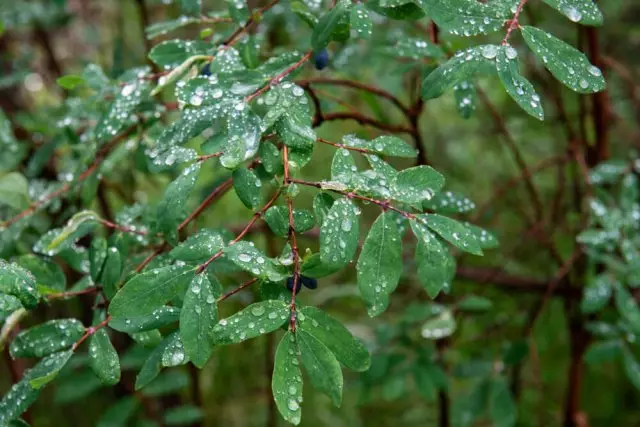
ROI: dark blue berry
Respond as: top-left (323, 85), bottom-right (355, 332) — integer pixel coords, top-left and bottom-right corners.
top-left (301, 275), bottom-right (317, 289)
top-left (314, 49), bottom-right (329, 70)
top-left (200, 62), bottom-right (212, 76)
top-left (286, 275), bottom-right (317, 292)
top-left (286, 276), bottom-right (302, 293)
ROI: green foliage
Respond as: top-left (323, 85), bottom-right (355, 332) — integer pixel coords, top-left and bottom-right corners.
top-left (1, 0), bottom-right (631, 425)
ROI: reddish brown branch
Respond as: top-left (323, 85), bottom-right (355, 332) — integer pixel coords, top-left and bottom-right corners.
top-left (217, 278), bottom-right (259, 302)
top-left (297, 78), bottom-right (411, 116)
top-left (320, 112), bottom-right (414, 134)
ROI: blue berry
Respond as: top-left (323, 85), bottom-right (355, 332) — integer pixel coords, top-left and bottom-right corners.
top-left (200, 62), bottom-right (212, 76)
top-left (286, 275), bottom-right (317, 292)
top-left (301, 275), bottom-right (317, 289)
top-left (286, 276), bottom-right (302, 293)
top-left (314, 49), bottom-right (329, 70)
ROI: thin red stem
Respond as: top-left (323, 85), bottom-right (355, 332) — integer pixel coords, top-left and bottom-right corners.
top-left (196, 189), bottom-right (282, 274)
top-left (245, 52), bottom-right (313, 103)
top-left (502, 0), bottom-right (528, 44)
top-left (72, 315), bottom-right (112, 351)
top-left (217, 278), bottom-right (259, 302)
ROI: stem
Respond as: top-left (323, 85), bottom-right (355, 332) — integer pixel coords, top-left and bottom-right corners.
top-left (245, 52), bottom-right (313, 103)
top-left (98, 219), bottom-right (148, 236)
top-left (46, 287), bottom-right (101, 300)
top-left (197, 189), bottom-right (282, 274)
top-left (316, 137), bottom-right (376, 154)
top-left (288, 178), bottom-right (418, 220)
top-left (72, 315), bottom-right (112, 351)
top-left (502, 0), bottom-right (528, 45)
top-left (217, 278), bottom-right (259, 302)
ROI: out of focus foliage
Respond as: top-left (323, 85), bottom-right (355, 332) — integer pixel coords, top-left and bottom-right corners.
top-left (1, 0), bottom-right (639, 426)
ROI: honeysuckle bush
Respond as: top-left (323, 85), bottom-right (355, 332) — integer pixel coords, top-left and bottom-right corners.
top-left (1, 0), bottom-right (637, 425)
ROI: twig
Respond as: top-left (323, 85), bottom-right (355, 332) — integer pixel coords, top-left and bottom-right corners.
top-left (217, 278), bottom-right (259, 302)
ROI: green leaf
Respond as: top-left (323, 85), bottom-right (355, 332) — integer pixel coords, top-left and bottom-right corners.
top-left (391, 166), bottom-right (445, 204)
top-left (413, 228), bottom-right (455, 299)
top-left (297, 329), bottom-right (343, 407)
top-left (381, 37), bottom-right (444, 60)
top-left (457, 295), bottom-right (493, 312)
top-left (584, 340), bottom-right (621, 364)
top-left (109, 265), bottom-right (196, 318)
top-left (180, 0), bottom-right (202, 15)
top-left (109, 306), bottom-right (181, 333)
top-left (223, 241), bottom-right (286, 281)
top-left (96, 397), bottom-right (138, 427)
top-left (464, 223), bottom-right (499, 249)
top-left (0, 366), bottom-right (40, 424)
top-left (423, 190), bottom-right (475, 214)
top-left (146, 16), bottom-right (201, 39)
top-left (581, 274), bottom-right (613, 314)
top-left (421, 310), bottom-right (456, 339)
top-left (169, 229), bottom-right (225, 263)
top-left (622, 346), bottom-right (640, 391)
top-left (422, 45), bottom-right (495, 100)
top-left (56, 74), bottom-right (85, 90)
top-left (129, 329), bottom-right (162, 347)
top-left (264, 206), bottom-right (316, 237)
top-left (94, 71), bottom-right (150, 144)
top-left (136, 335), bottom-right (173, 390)
top-left (259, 142), bottom-right (283, 176)
top-left (10, 319), bottom-right (85, 358)
top-left (489, 377), bottom-right (517, 427)
top-left (541, 0), bottom-right (603, 26)
top-left (0, 109), bottom-right (26, 174)
top-left (320, 198), bottom-right (360, 269)
top-left (298, 306), bottom-right (370, 371)
top-left (142, 370), bottom-right (189, 396)
top-left (156, 163), bottom-right (201, 243)
top-left (89, 327), bottom-right (121, 385)
top-left (342, 135), bottom-right (417, 158)
top-left (34, 210), bottom-right (100, 256)
top-left (102, 247), bottom-right (122, 300)
top-left (425, 214), bottom-right (483, 255)
top-left (0, 294), bottom-right (23, 321)
top-left (331, 148), bottom-right (356, 184)
top-left (213, 300), bottom-right (289, 344)
top-left (89, 237), bottom-right (108, 282)
top-left (16, 255), bottom-right (65, 292)
top-left (272, 331), bottom-right (303, 425)
top-left (357, 212), bottom-right (403, 317)
top-left (453, 80), bottom-right (476, 119)
top-left (521, 26), bottom-right (605, 94)
top-left (0, 261), bottom-right (39, 308)
top-left (0, 172), bottom-right (29, 210)
top-left (164, 405), bottom-right (204, 425)
top-left (148, 39), bottom-right (210, 68)
top-left (28, 350), bottom-right (74, 389)
top-left (181, 274), bottom-right (218, 368)
top-left (233, 167), bottom-right (263, 210)
top-left (162, 332), bottom-right (189, 367)
top-left (311, 3), bottom-right (350, 50)
top-left (421, 0), bottom-right (512, 36)
top-left (350, 4), bottom-right (372, 38)
top-left (496, 44), bottom-right (544, 120)
top-left (614, 284), bottom-right (640, 334)
top-left (313, 193), bottom-right (335, 225)
top-left (300, 253), bottom-right (341, 278)
top-left (366, 0), bottom-right (426, 21)
top-left (220, 107), bottom-right (262, 169)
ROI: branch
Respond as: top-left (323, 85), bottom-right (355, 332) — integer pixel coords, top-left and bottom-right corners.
top-left (296, 78), bottom-right (411, 117)
top-left (319, 112), bottom-right (414, 134)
